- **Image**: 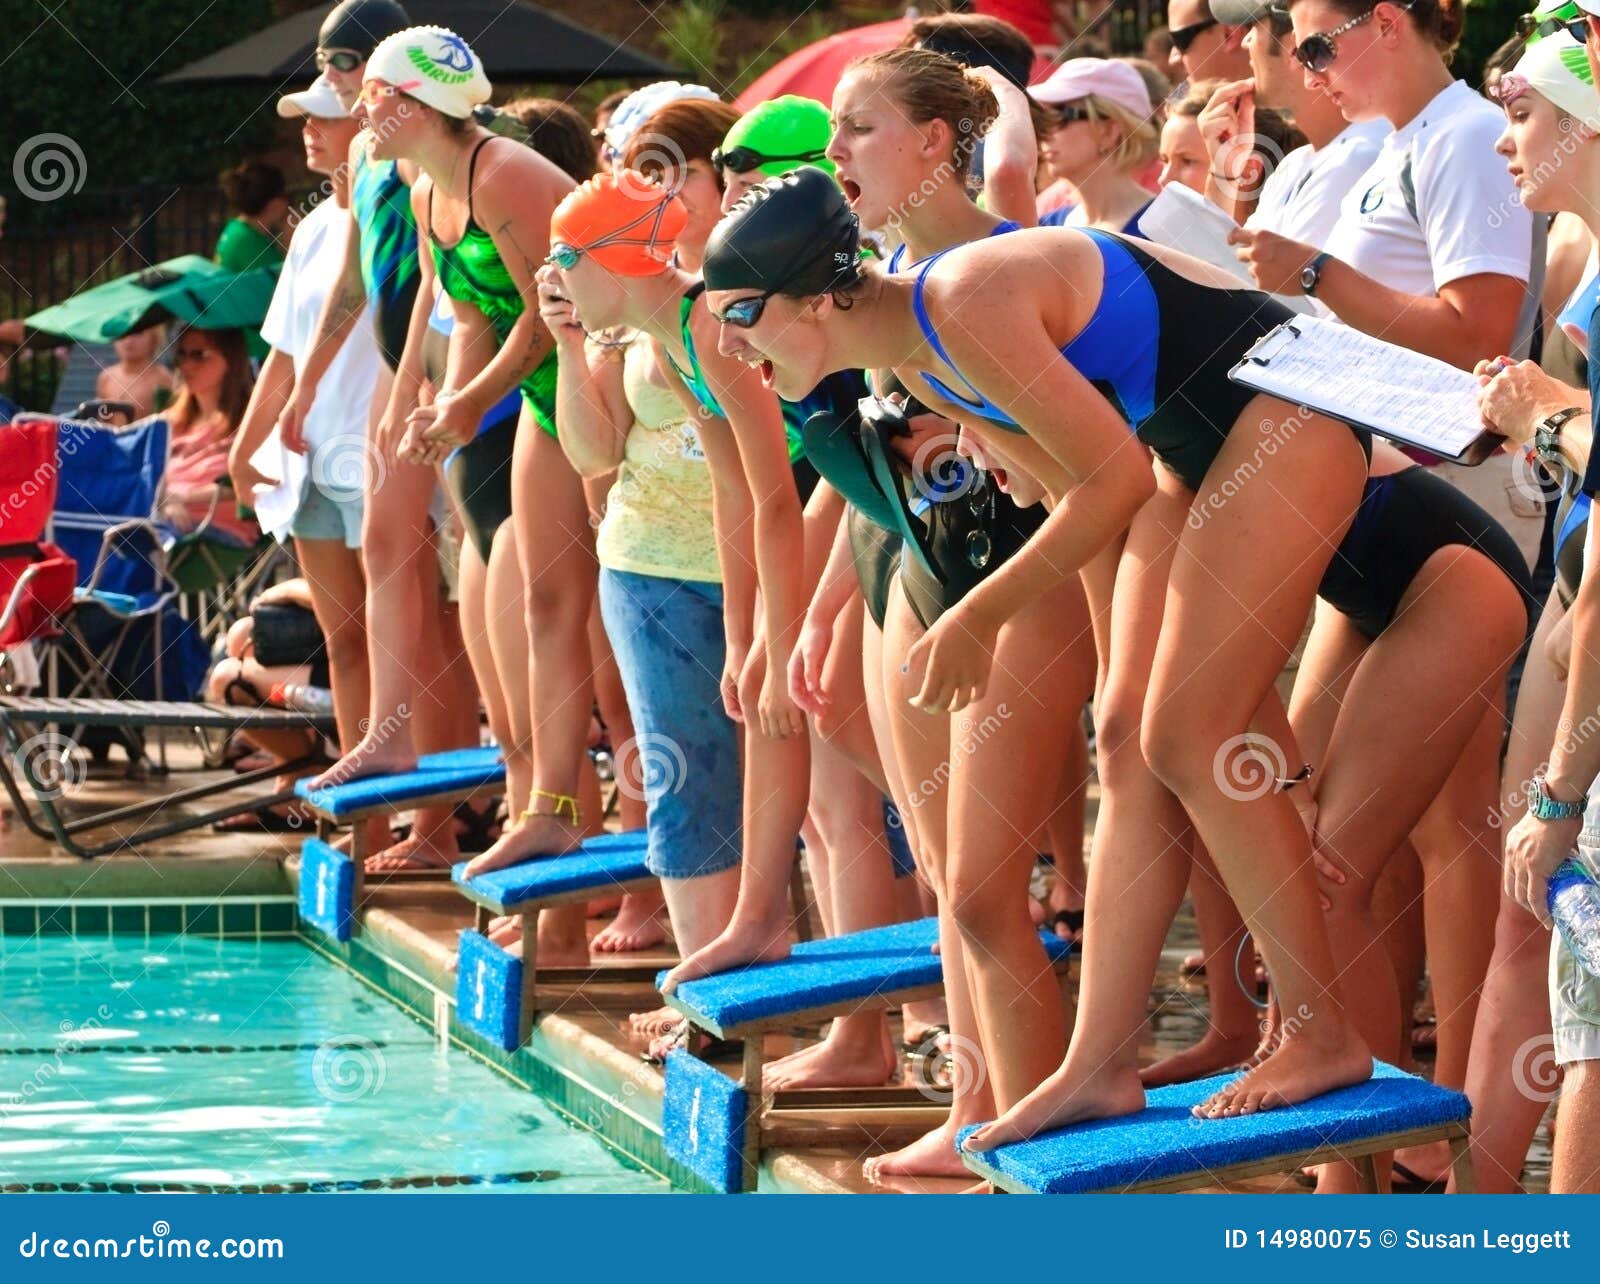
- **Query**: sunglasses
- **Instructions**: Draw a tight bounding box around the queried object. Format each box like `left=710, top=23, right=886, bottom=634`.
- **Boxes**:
left=175, top=347, right=216, bottom=363
left=709, top=144, right=828, bottom=174
left=315, top=47, right=363, bottom=72
left=1052, top=105, right=1095, bottom=126
left=1292, top=3, right=1405, bottom=72
left=1517, top=10, right=1588, bottom=42
left=713, top=291, right=777, bottom=329
left=1170, top=16, right=1220, bottom=51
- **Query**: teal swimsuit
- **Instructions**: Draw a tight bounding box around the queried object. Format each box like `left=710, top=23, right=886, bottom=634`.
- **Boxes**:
left=350, top=149, right=421, bottom=370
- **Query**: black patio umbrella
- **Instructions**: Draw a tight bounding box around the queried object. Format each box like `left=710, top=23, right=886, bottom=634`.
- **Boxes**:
left=158, top=0, right=679, bottom=87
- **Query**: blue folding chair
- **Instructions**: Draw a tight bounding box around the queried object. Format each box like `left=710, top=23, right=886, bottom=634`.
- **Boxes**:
left=40, top=416, right=207, bottom=767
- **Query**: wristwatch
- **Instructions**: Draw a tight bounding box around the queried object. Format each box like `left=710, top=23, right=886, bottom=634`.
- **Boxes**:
left=1534, top=406, right=1584, bottom=468
left=1530, top=773, right=1588, bottom=822
left=1299, top=251, right=1332, bottom=297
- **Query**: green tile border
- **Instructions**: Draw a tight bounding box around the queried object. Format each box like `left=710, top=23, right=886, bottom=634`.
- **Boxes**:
left=298, top=925, right=703, bottom=1193
left=0, top=898, right=299, bottom=940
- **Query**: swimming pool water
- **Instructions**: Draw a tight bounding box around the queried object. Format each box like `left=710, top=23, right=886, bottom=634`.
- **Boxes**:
left=0, top=935, right=666, bottom=1193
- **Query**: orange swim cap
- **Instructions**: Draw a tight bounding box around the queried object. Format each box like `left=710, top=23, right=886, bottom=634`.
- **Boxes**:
left=549, top=172, right=688, bottom=277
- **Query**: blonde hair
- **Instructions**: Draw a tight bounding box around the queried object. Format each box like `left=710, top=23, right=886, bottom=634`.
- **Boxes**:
left=1075, top=93, right=1161, bottom=172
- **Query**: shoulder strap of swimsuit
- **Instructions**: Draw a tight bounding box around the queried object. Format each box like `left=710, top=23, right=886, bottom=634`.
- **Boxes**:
left=910, top=252, right=988, bottom=407
left=464, top=136, right=495, bottom=229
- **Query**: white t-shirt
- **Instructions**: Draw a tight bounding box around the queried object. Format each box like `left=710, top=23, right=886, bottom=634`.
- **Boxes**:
left=1246, top=119, right=1387, bottom=248
left=1322, top=80, right=1533, bottom=299
left=252, top=197, right=381, bottom=538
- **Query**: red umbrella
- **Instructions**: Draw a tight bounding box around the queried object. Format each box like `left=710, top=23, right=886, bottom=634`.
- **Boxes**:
left=734, top=18, right=910, bottom=111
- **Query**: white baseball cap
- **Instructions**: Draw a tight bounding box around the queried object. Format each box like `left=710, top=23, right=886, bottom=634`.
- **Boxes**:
left=277, top=75, right=348, bottom=119
left=364, top=25, right=490, bottom=119
left=1029, top=58, right=1154, bottom=118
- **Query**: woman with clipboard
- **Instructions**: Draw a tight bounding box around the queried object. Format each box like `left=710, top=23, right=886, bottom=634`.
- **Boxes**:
left=701, top=168, right=1380, bottom=1138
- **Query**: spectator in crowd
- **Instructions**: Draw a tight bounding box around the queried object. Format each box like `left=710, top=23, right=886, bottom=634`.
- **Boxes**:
left=161, top=325, right=259, bottom=546
left=1166, top=0, right=1252, bottom=86
left=96, top=327, right=173, bottom=421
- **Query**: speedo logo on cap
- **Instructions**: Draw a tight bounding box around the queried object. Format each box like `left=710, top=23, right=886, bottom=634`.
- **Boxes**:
left=406, top=33, right=475, bottom=84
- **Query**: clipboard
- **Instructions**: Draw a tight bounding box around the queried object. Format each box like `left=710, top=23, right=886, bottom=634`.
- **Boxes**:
left=1227, top=317, right=1506, bottom=465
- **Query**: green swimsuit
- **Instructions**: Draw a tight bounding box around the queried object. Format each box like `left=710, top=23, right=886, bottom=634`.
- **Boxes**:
left=428, top=138, right=558, bottom=437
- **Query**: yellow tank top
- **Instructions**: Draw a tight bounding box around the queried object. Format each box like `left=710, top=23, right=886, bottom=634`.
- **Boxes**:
left=596, top=339, right=720, bottom=583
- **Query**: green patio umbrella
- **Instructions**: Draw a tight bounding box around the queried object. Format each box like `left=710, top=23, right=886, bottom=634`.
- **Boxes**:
left=24, top=255, right=279, bottom=344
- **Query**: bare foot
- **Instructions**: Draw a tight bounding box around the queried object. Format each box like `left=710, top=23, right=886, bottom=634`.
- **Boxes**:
left=764, top=1024, right=897, bottom=1092
left=364, top=833, right=457, bottom=875
left=1139, top=1028, right=1258, bottom=1088
left=864, top=1119, right=973, bottom=1182
left=1193, top=1030, right=1371, bottom=1119
left=592, top=890, right=668, bottom=953
left=462, top=812, right=584, bottom=880
left=308, top=731, right=416, bottom=792
left=629, top=1006, right=681, bottom=1039
left=659, top=919, right=791, bottom=995
left=961, top=1061, right=1145, bottom=1152
left=587, top=895, right=624, bottom=919
left=487, top=915, right=519, bottom=949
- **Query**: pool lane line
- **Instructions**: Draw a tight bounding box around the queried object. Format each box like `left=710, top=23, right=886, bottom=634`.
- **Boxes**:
left=0, top=1040, right=406, bottom=1057
left=4, top=1171, right=563, bottom=1193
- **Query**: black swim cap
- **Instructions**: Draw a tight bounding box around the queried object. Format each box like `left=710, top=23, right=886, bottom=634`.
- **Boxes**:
left=704, top=165, right=861, bottom=297
left=319, top=0, right=410, bottom=57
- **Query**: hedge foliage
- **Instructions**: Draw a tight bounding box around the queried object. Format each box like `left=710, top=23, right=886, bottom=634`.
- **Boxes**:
left=4, top=0, right=279, bottom=224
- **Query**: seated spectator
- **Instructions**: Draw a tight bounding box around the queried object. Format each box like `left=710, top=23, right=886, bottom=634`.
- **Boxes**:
left=207, top=577, right=329, bottom=831
left=96, top=327, right=173, bottom=422
left=160, top=326, right=259, bottom=545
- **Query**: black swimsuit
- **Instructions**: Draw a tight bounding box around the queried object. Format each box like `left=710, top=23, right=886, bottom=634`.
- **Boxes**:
left=1317, top=465, right=1535, bottom=639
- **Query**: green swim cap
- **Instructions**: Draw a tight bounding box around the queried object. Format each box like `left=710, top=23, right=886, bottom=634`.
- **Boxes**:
left=716, top=95, right=837, bottom=180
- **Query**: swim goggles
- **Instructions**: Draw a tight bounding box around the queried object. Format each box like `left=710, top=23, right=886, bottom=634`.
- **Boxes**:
left=710, top=144, right=828, bottom=174
left=543, top=191, right=682, bottom=272
left=1517, top=2, right=1585, bottom=43
left=316, top=47, right=364, bottom=72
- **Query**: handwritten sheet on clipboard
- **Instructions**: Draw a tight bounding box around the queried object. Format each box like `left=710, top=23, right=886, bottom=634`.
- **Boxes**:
left=1228, top=316, right=1497, bottom=463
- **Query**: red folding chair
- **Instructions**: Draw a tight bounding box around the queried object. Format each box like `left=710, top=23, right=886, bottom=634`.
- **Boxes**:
left=0, top=418, right=76, bottom=680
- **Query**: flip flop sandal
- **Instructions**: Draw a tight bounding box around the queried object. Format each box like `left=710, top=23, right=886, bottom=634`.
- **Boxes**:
left=1049, top=908, right=1085, bottom=947
left=213, top=806, right=314, bottom=834
left=1390, top=1160, right=1447, bottom=1194
left=453, top=798, right=503, bottom=854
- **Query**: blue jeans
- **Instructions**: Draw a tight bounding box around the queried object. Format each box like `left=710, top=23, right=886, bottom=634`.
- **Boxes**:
left=599, top=568, right=741, bottom=880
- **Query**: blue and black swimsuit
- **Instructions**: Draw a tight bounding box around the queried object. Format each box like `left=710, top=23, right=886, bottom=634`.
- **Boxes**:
left=905, top=227, right=1361, bottom=492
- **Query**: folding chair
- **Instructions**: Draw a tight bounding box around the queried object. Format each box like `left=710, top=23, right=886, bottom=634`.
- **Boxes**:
left=0, top=419, right=77, bottom=688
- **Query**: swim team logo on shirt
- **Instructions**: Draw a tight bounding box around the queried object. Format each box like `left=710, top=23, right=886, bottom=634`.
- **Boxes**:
left=406, top=34, right=475, bottom=84
left=1359, top=182, right=1384, bottom=215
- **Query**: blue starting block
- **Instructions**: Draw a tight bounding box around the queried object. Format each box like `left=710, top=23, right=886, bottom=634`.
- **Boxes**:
left=291, top=747, right=507, bottom=941
left=451, top=828, right=659, bottom=1050
left=297, top=837, right=356, bottom=943
left=661, top=916, right=1077, bottom=1191
left=959, top=1061, right=1474, bottom=1193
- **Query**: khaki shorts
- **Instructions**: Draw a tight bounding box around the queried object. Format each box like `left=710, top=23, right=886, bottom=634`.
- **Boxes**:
left=1551, top=801, right=1600, bottom=1067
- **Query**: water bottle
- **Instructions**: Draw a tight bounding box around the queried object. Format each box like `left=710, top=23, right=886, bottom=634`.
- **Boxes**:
left=1548, top=858, right=1600, bottom=979
left=272, top=682, right=335, bottom=718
